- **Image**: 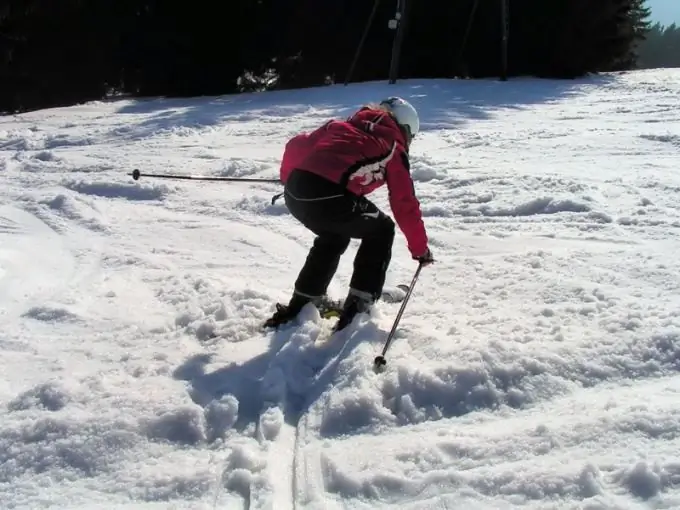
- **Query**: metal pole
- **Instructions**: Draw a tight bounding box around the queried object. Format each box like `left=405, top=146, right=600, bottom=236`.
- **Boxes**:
left=500, top=0, right=509, bottom=81
left=388, top=0, right=408, bottom=84
left=456, top=0, right=480, bottom=77
left=345, top=0, right=382, bottom=86
left=373, top=261, right=424, bottom=372
left=129, top=169, right=280, bottom=183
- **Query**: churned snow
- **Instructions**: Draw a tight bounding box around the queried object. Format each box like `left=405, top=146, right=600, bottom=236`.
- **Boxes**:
left=1, top=68, right=680, bottom=509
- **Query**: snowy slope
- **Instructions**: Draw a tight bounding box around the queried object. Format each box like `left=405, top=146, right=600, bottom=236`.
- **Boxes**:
left=1, top=68, right=680, bottom=510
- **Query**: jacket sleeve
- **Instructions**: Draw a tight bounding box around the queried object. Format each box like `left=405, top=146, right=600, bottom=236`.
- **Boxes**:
left=385, top=147, right=428, bottom=257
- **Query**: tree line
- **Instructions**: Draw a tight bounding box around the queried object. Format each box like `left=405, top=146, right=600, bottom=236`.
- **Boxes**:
left=636, top=22, right=680, bottom=69
left=0, top=0, right=654, bottom=114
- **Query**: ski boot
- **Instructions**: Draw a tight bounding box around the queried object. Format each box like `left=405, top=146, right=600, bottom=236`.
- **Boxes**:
left=263, top=293, right=311, bottom=329
left=333, top=291, right=374, bottom=332
left=263, top=293, right=343, bottom=329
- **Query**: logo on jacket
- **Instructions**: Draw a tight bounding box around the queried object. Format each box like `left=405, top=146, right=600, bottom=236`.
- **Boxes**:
left=349, top=142, right=396, bottom=186
left=351, top=161, right=386, bottom=185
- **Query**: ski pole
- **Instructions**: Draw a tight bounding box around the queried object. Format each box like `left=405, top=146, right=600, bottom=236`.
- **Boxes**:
left=373, top=261, right=424, bottom=373
left=129, top=169, right=281, bottom=183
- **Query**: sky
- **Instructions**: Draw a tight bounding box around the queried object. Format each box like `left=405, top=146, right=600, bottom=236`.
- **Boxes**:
left=647, top=0, right=680, bottom=25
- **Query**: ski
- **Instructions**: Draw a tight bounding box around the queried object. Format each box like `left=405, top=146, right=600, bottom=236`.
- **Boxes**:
left=381, top=284, right=410, bottom=304
left=261, top=283, right=411, bottom=342
left=317, top=284, right=410, bottom=319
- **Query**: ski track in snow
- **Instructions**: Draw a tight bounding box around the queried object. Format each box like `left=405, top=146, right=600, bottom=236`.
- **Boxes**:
left=1, top=69, right=680, bottom=509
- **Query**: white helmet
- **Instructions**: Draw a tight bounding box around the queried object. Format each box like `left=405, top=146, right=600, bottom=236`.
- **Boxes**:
left=379, top=96, right=420, bottom=143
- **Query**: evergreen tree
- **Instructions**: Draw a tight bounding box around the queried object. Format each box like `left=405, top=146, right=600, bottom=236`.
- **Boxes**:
left=118, top=0, right=275, bottom=97
left=0, top=0, right=124, bottom=113
left=636, top=22, right=680, bottom=68
left=0, top=0, right=658, bottom=113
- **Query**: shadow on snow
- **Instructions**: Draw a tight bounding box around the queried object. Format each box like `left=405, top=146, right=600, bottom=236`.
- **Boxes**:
left=170, top=309, right=530, bottom=443
left=171, top=313, right=382, bottom=440
left=112, top=74, right=621, bottom=142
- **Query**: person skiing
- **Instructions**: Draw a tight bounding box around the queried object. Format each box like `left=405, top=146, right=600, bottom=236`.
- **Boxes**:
left=264, top=96, right=433, bottom=332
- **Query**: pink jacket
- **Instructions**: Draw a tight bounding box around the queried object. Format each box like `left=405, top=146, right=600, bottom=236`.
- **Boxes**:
left=280, top=107, right=428, bottom=258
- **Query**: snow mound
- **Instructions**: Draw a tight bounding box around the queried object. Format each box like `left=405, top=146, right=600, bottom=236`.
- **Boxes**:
left=64, top=178, right=172, bottom=201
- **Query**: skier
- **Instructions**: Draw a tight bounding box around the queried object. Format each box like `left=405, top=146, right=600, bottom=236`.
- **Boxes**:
left=264, top=96, right=434, bottom=331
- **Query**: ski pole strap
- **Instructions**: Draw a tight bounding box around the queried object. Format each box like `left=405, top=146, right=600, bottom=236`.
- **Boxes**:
left=271, top=192, right=284, bottom=205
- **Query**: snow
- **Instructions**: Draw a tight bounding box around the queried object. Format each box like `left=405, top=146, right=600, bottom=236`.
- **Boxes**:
left=1, top=68, right=680, bottom=509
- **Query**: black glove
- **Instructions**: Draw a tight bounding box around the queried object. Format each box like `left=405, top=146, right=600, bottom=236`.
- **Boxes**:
left=414, top=248, right=434, bottom=266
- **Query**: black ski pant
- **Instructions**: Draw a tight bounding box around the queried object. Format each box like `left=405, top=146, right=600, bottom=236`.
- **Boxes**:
left=284, top=168, right=395, bottom=302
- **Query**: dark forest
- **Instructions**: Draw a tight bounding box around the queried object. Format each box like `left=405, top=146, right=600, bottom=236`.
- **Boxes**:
left=0, top=0, right=658, bottom=114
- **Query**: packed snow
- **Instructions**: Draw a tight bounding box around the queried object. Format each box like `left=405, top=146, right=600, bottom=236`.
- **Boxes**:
left=1, top=68, right=680, bottom=510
